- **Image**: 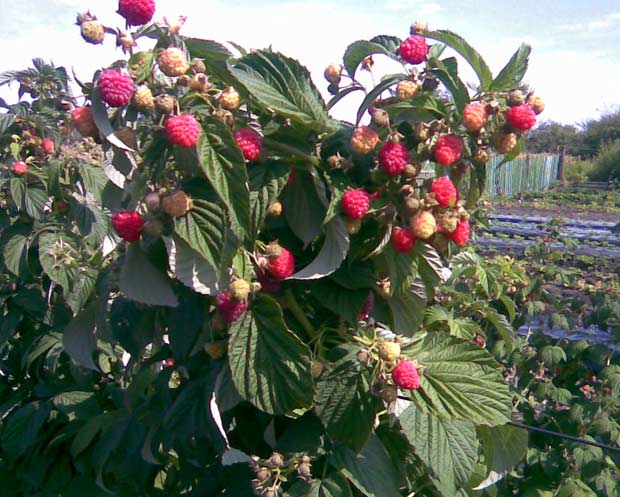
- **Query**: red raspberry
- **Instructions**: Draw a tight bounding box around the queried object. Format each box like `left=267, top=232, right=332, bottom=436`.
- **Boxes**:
left=12, top=161, right=28, bottom=175
left=379, top=142, right=409, bottom=175
left=42, top=138, right=55, bottom=154
left=98, top=70, right=134, bottom=107
left=358, top=291, right=375, bottom=320
left=430, top=176, right=458, bottom=207
left=462, top=102, right=488, bottom=133
left=449, top=219, right=470, bottom=247
left=118, top=0, right=155, bottom=26
left=391, top=227, right=416, bottom=253
left=111, top=211, right=145, bottom=242
left=166, top=114, right=201, bottom=148
left=392, top=360, right=421, bottom=390
left=257, top=268, right=282, bottom=293
left=234, top=128, right=262, bottom=161
left=399, top=35, right=429, bottom=64
left=267, top=246, right=295, bottom=279
left=506, top=104, right=537, bottom=131
left=71, top=107, right=98, bottom=138
left=350, top=126, right=380, bottom=154
left=287, top=168, right=296, bottom=185
left=434, top=134, right=463, bottom=166
left=475, top=335, right=485, bottom=347
left=341, top=189, right=370, bottom=219
left=215, top=291, right=248, bottom=323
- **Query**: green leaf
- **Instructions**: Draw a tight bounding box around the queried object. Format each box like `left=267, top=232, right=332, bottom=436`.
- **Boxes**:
left=198, top=118, right=251, bottom=238
left=185, top=38, right=233, bottom=83
left=3, top=234, right=29, bottom=277
left=424, top=30, right=493, bottom=90
left=400, top=405, right=478, bottom=493
left=281, top=169, right=327, bottom=246
left=320, top=472, right=354, bottom=497
left=91, top=89, right=134, bottom=152
left=310, top=280, right=369, bottom=323
left=556, top=479, right=597, bottom=497
left=478, top=424, right=528, bottom=478
left=314, top=351, right=379, bottom=452
left=10, top=176, right=47, bottom=219
left=484, top=308, right=516, bottom=351
left=249, top=161, right=290, bottom=241
left=39, top=232, right=79, bottom=290
left=415, top=242, right=444, bottom=296
left=128, top=50, right=156, bottom=84
left=52, top=391, right=97, bottom=419
left=331, top=434, right=402, bottom=497
left=231, top=50, right=334, bottom=133
left=343, top=37, right=401, bottom=80
left=64, top=267, right=98, bottom=315
left=1, top=402, right=51, bottom=460
left=387, top=284, right=426, bottom=336
left=0, top=112, right=15, bottom=135
left=63, top=303, right=99, bottom=371
left=540, top=345, right=567, bottom=367
left=119, top=243, right=178, bottom=307
left=79, top=163, right=109, bottom=203
left=174, top=198, right=227, bottom=277
left=490, top=44, right=531, bottom=91
left=428, top=57, right=469, bottom=113
left=403, top=332, right=512, bottom=426
left=356, top=74, right=407, bottom=125
left=228, top=294, right=313, bottom=415
left=290, top=218, right=349, bottom=280
left=164, top=235, right=218, bottom=295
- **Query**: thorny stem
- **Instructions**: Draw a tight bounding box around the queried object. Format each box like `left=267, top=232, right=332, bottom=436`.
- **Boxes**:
left=284, top=289, right=318, bottom=339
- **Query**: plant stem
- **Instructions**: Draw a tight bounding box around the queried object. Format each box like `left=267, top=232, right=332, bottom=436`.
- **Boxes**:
left=263, top=138, right=319, bottom=167
left=284, top=289, right=318, bottom=339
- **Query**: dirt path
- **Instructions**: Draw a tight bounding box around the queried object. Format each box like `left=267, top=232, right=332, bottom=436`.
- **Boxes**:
left=492, top=205, right=620, bottom=224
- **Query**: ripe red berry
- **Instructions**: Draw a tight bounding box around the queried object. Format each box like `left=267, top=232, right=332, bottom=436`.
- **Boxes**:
left=341, top=189, right=370, bottom=219
left=98, top=70, right=134, bottom=107
left=430, top=176, right=458, bottom=207
left=111, top=211, right=145, bottom=242
left=71, top=107, right=98, bottom=138
left=12, top=161, right=28, bottom=175
left=475, top=335, right=485, bottom=347
left=449, top=219, right=470, bottom=247
left=42, top=138, right=55, bottom=154
left=391, top=227, right=416, bottom=253
left=506, top=104, right=537, bottom=131
left=462, top=102, right=488, bottom=133
left=118, top=0, right=155, bottom=26
left=434, top=134, right=463, bottom=166
left=166, top=114, right=201, bottom=148
left=392, top=360, right=421, bottom=390
left=234, top=128, right=262, bottom=161
left=267, top=246, right=295, bottom=279
left=399, top=35, right=429, bottom=64
left=215, top=291, right=248, bottom=323
left=379, top=142, right=409, bottom=175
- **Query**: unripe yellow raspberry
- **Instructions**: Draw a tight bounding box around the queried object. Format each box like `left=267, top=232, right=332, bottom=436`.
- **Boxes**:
left=324, top=64, right=342, bottom=85
left=411, top=211, right=437, bottom=239
left=350, top=126, right=380, bottom=154
left=218, top=87, right=241, bottom=111
left=378, top=341, right=401, bottom=362
left=527, top=94, right=545, bottom=114
left=229, top=279, right=251, bottom=301
left=396, top=80, right=419, bottom=100
left=158, top=48, right=190, bottom=77
left=133, top=85, right=155, bottom=112
left=494, top=133, right=518, bottom=154
left=205, top=341, right=227, bottom=359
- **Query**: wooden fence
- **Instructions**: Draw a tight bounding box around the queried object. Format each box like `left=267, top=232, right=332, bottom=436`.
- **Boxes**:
left=419, top=153, right=561, bottom=198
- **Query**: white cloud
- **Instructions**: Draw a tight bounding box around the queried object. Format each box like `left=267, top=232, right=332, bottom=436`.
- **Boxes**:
left=556, top=12, right=620, bottom=33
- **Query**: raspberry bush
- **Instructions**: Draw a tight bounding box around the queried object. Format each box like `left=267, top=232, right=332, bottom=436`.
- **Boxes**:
left=0, top=4, right=590, bottom=497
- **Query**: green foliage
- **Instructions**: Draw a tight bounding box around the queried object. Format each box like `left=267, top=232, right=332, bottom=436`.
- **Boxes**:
left=589, top=139, right=620, bottom=181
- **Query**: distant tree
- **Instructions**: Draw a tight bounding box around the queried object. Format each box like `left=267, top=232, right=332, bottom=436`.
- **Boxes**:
left=525, top=121, right=581, bottom=155
left=580, top=109, right=620, bottom=158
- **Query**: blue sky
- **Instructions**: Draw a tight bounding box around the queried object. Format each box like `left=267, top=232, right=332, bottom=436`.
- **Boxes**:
left=1, top=0, right=619, bottom=125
